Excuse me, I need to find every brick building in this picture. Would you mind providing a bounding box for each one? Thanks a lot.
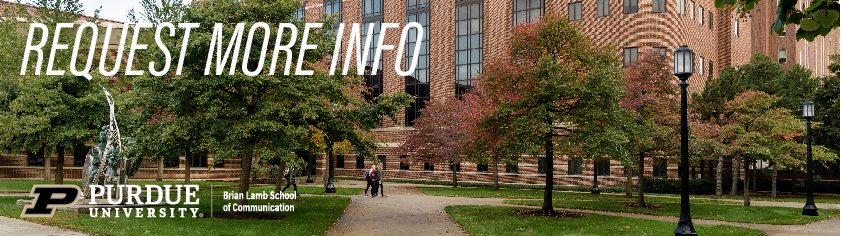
[2,0,837,186]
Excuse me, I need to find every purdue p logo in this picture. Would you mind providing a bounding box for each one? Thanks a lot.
[21,185,80,217]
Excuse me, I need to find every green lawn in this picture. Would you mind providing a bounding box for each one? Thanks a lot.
[418,187,737,204]
[446,205,765,236]
[503,199,840,225]
[0,180,237,191]
[1,186,351,235]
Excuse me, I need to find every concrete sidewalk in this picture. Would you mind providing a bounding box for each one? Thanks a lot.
[0,216,90,236]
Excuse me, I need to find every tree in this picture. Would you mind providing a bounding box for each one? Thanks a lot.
[715,0,839,41]
[0,0,108,184]
[619,51,679,207]
[473,13,627,213]
[813,56,839,153]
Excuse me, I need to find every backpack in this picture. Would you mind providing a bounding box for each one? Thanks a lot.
[363,170,370,181]
[370,169,377,180]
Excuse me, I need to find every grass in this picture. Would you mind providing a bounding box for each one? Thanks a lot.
[1,186,351,236]
[418,187,737,204]
[503,199,840,225]
[0,180,237,191]
[446,205,765,236]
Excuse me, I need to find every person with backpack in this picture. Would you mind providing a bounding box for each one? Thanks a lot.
[374,163,386,197]
[363,166,375,197]
[281,166,300,196]
[369,164,379,197]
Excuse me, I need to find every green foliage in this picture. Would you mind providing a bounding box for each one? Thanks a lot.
[716,0,839,41]
[813,56,840,153]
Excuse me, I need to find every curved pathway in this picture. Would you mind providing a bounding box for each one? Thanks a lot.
[325,180,840,236]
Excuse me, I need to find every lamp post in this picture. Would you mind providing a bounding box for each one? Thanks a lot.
[591,160,600,194]
[325,141,337,193]
[306,153,314,183]
[801,101,818,216]
[673,45,696,236]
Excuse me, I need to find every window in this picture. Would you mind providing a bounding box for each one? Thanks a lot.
[689,1,694,19]
[652,0,665,13]
[506,163,519,173]
[323,0,342,33]
[709,12,713,30]
[625,167,639,177]
[624,0,638,13]
[356,156,365,169]
[477,163,488,172]
[596,160,610,176]
[537,156,546,174]
[514,0,543,25]
[407,0,430,10]
[190,152,207,168]
[708,60,713,76]
[678,0,685,15]
[699,7,704,25]
[568,2,582,21]
[653,47,667,56]
[73,144,88,167]
[779,26,786,37]
[337,155,345,168]
[699,56,704,75]
[295,4,305,20]
[597,0,609,17]
[424,162,434,171]
[213,157,224,168]
[27,149,44,166]
[450,161,461,172]
[778,49,787,63]
[379,155,388,170]
[363,0,383,18]
[164,158,179,168]
[623,47,638,67]
[734,18,739,36]
[405,11,430,126]
[568,159,583,175]
[362,21,384,103]
[455,1,482,97]
[653,158,667,178]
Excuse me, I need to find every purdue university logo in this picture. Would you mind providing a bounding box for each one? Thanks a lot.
[21,185,80,217]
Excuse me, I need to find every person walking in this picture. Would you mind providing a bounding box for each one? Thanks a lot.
[370,164,380,197]
[375,163,386,197]
[281,166,300,196]
[363,166,375,197]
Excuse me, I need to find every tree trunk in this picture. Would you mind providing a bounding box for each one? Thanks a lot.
[44,147,50,181]
[730,156,740,195]
[624,165,632,197]
[791,169,798,194]
[451,161,458,188]
[541,133,554,212]
[715,155,723,196]
[751,163,757,192]
[55,146,64,184]
[771,164,777,198]
[185,143,192,185]
[636,152,646,207]
[274,160,287,193]
[492,158,499,191]
[743,158,750,206]
[237,148,252,206]
[157,158,163,181]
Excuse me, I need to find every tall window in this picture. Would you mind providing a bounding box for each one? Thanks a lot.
[597,0,609,17]
[779,26,786,37]
[653,158,667,178]
[295,4,305,20]
[506,163,519,173]
[356,156,365,169]
[455,1,482,97]
[477,163,488,172]
[568,2,582,21]
[568,159,583,175]
[424,162,434,171]
[363,0,383,18]
[405,10,430,126]
[337,155,345,168]
[379,155,388,170]
[653,47,667,56]
[362,21,384,102]
[623,47,638,67]
[190,152,208,168]
[708,12,713,30]
[514,0,543,25]
[678,0,685,15]
[537,156,546,174]
[624,0,638,13]
[778,49,787,63]
[708,60,713,75]
[689,1,694,19]
[323,0,342,33]
[652,0,665,13]
[734,18,739,36]
[596,160,610,176]
[699,7,704,24]
[407,0,430,10]
[699,56,705,75]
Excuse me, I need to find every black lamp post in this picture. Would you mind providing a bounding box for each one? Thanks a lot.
[591,160,600,194]
[325,141,336,193]
[673,45,697,236]
[306,153,314,183]
[801,101,818,216]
